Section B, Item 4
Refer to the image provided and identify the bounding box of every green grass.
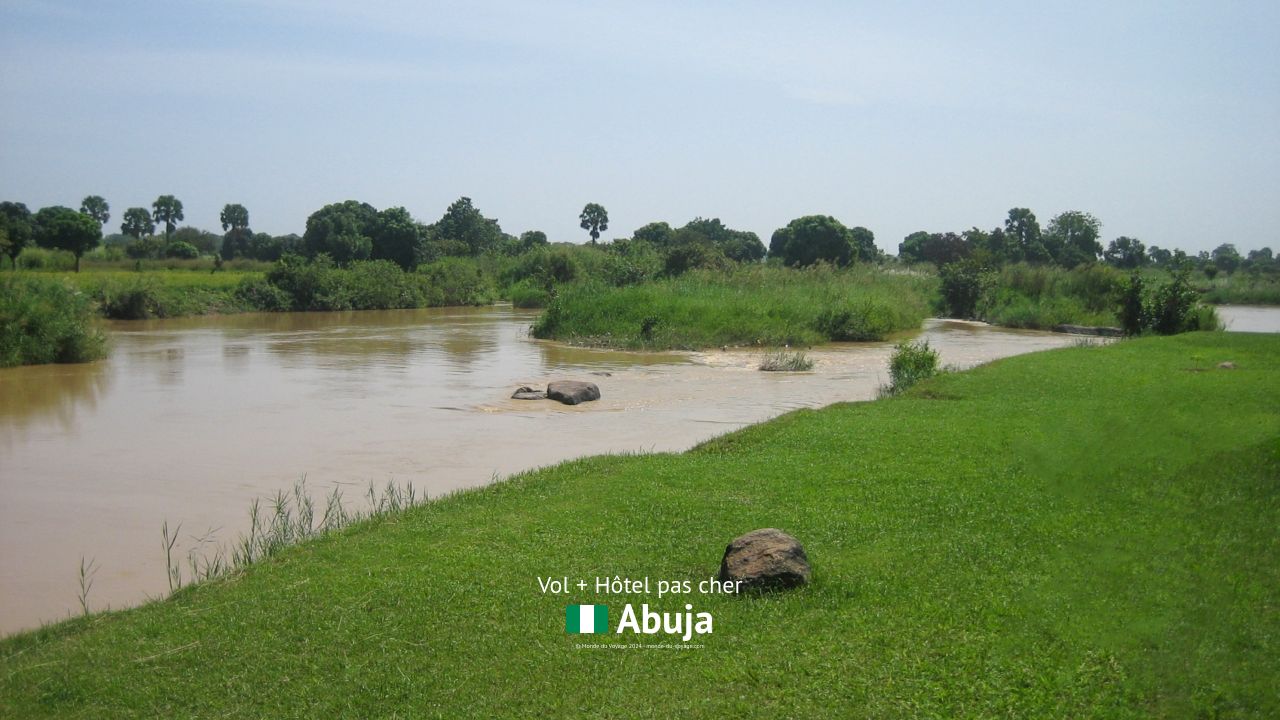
[757,348,814,371]
[978,263,1124,329]
[533,264,937,349]
[60,271,261,318]
[0,275,107,366]
[1199,273,1280,305]
[2,332,1277,717]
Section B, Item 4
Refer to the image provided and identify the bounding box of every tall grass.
[758,349,814,371]
[1199,273,1280,305]
[533,263,936,349]
[978,263,1123,329]
[0,275,107,366]
[164,478,426,592]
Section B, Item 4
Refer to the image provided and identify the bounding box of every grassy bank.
[0,275,106,367]
[1200,274,1280,305]
[533,264,937,349]
[2,332,1277,717]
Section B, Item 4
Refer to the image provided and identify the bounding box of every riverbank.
[2,331,1276,717]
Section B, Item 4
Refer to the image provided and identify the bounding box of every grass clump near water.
[532,263,936,349]
[758,348,814,371]
[883,339,940,395]
[0,275,106,367]
[1200,273,1280,305]
[2,332,1277,717]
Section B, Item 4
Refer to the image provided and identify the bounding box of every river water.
[0,306,1190,635]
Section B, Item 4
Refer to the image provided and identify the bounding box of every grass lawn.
[1,332,1277,718]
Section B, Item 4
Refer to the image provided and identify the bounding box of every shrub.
[345,260,427,310]
[887,340,940,395]
[813,301,897,341]
[165,241,200,259]
[1119,272,1145,336]
[1148,268,1209,335]
[939,260,991,318]
[759,349,814,372]
[235,276,292,312]
[94,276,163,319]
[16,247,76,271]
[0,275,107,366]
[419,257,495,306]
[509,278,551,308]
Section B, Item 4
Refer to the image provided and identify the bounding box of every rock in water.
[717,528,810,590]
[546,380,601,405]
[511,386,547,400]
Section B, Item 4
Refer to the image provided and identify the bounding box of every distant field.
[1,332,1275,717]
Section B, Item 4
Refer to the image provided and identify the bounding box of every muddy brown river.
[0,307,1125,635]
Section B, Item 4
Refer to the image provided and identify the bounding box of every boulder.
[717,528,810,590]
[511,386,547,400]
[546,380,601,405]
[1218,361,1237,370]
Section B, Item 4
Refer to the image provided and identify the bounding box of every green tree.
[34,205,101,272]
[370,206,424,270]
[1044,211,1102,267]
[518,230,548,253]
[304,200,378,264]
[0,202,33,269]
[220,203,252,260]
[152,195,184,241]
[632,221,674,248]
[120,208,155,240]
[433,197,503,256]
[579,203,609,245]
[849,226,878,262]
[897,230,968,268]
[680,217,765,262]
[79,195,110,227]
[1003,208,1048,263]
[1104,236,1146,269]
[769,215,857,267]
[1211,243,1242,275]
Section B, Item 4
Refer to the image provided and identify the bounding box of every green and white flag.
[565,604,608,634]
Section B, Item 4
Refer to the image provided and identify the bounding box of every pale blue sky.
[2,0,1277,253]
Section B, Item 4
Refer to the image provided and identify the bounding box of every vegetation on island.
[1,332,1275,717]
[1,191,1272,364]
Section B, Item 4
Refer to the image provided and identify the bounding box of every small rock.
[1218,361,1237,370]
[511,386,547,400]
[589,371,613,377]
[717,528,810,591]
[546,380,601,405]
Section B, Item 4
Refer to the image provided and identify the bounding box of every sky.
[2,0,1278,254]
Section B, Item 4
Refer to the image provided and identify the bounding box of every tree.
[1044,211,1102,267]
[370,206,424,270]
[152,195,184,240]
[1147,245,1172,267]
[579,203,609,245]
[518,230,548,253]
[1003,208,1048,263]
[632,221,674,248]
[433,197,504,256]
[303,200,378,264]
[849,226,878,262]
[679,217,765,262]
[34,205,101,272]
[769,215,857,267]
[1104,236,1146,269]
[121,207,155,239]
[0,201,33,269]
[1211,243,1242,275]
[897,230,968,267]
[80,195,110,227]
[220,203,252,260]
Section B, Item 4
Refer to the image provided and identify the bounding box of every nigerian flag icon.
[566,604,609,634]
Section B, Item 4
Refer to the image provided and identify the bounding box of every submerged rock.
[717,528,810,590]
[546,380,601,405]
[511,386,547,400]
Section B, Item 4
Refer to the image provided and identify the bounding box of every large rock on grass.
[546,380,600,405]
[717,528,810,590]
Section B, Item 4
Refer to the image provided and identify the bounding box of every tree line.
[2,194,1275,278]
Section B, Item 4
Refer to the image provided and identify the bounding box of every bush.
[813,301,897,341]
[509,278,551,308]
[419,257,495,306]
[16,247,76,271]
[1148,268,1210,335]
[886,340,940,395]
[345,260,427,310]
[94,276,163,319]
[0,275,107,366]
[759,349,814,372]
[165,241,200,259]
[939,260,991,318]
[235,277,292,312]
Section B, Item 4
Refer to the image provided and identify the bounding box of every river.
[7,305,1272,635]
